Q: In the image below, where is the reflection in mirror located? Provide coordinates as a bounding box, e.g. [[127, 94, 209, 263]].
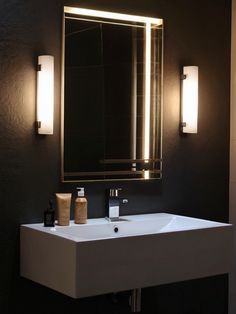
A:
[[61, 6, 163, 182]]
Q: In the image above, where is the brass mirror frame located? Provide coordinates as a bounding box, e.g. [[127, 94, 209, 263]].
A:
[[61, 6, 163, 182]]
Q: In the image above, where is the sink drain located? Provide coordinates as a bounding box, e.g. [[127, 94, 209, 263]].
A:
[[114, 226, 119, 233]]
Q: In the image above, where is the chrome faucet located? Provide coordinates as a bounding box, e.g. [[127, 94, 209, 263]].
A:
[[105, 188, 128, 221]]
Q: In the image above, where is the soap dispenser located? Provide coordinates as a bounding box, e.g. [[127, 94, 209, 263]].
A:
[[74, 187, 87, 224]]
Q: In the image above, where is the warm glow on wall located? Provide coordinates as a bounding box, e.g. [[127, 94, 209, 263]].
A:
[[36, 55, 54, 135], [181, 66, 198, 133]]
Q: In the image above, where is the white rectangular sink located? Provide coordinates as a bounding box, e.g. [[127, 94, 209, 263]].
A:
[[20, 213, 232, 298]]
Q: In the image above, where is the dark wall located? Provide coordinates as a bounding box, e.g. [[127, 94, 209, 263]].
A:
[[0, 0, 231, 313]]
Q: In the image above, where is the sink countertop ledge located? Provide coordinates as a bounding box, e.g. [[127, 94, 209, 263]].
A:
[[20, 212, 233, 299]]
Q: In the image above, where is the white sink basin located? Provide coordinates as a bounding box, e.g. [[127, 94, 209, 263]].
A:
[[20, 213, 232, 298]]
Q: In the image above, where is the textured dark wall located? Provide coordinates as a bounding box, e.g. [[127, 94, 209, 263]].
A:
[[0, 0, 231, 313]]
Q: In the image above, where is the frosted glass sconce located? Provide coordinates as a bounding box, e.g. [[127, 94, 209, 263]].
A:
[[36, 55, 54, 135], [180, 66, 198, 133]]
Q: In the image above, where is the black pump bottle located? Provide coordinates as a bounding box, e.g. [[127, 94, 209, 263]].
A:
[[44, 200, 55, 227]]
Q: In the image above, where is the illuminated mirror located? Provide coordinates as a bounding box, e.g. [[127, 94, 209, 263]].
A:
[[61, 6, 163, 182]]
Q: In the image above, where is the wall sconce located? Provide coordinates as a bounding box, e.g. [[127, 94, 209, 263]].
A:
[[180, 66, 198, 133], [36, 55, 54, 135]]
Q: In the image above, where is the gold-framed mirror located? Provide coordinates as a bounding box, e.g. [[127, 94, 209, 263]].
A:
[[61, 6, 163, 182]]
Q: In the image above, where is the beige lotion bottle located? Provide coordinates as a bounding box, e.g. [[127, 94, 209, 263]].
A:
[[74, 187, 87, 224], [55, 193, 72, 226]]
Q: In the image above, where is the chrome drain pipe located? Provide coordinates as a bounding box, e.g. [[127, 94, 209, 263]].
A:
[[130, 288, 141, 312]]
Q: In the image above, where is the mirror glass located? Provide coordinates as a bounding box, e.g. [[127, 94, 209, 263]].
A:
[[61, 6, 163, 181]]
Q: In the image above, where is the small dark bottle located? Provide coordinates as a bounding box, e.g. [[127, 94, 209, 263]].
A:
[[44, 200, 55, 227]]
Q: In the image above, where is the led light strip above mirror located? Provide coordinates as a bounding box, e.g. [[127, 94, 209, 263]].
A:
[[64, 6, 163, 26]]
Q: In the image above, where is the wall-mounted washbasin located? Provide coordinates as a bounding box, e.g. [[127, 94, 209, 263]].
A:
[[20, 213, 232, 298]]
